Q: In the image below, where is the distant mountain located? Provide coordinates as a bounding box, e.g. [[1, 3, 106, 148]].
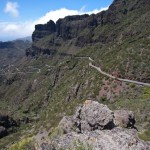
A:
[[16, 36, 32, 42], [0, 40, 31, 68]]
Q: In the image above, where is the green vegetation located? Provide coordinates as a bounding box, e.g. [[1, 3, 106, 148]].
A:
[[67, 140, 93, 150], [0, 0, 150, 148], [143, 87, 150, 98], [8, 137, 34, 150], [139, 130, 150, 141]]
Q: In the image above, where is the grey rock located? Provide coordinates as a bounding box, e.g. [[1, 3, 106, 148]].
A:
[[58, 116, 74, 134], [59, 100, 115, 133], [52, 128, 150, 150], [114, 110, 135, 128], [79, 100, 114, 131], [37, 100, 150, 150], [80, 121, 91, 132], [55, 100, 115, 136], [73, 105, 82, 120]]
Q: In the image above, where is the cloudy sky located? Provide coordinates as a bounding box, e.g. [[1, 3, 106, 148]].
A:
[[0, 0, 112, 41]]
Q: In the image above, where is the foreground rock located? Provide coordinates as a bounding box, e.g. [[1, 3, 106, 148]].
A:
[[52, 128, 150, 150], [58, 100, 114, 134], [36, 100, 150, 150], [78, 100, 114, 131]]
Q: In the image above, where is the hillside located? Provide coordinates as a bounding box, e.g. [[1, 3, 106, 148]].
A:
[[0, 40, 31, 68], [0, 0, 150, 149]]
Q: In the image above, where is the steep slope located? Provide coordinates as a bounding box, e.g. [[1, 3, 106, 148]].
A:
[[0, 0, 150, 148]]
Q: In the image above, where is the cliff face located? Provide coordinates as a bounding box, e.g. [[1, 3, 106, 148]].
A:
[[28, 0, 150, 56], [32, 20, 56, 42]]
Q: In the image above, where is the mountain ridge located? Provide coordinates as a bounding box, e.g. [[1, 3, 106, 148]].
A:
[[0, 40, 31, 68], [27, 0, 150, 57]]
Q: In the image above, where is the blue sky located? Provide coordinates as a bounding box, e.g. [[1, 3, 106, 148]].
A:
[[0, 0, 113, 41]]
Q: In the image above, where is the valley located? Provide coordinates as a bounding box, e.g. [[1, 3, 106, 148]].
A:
[[0, 0, 150, 149]]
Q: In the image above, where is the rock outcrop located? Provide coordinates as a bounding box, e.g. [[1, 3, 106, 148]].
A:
[[74, 100, 114, 132], [51, 128, 150, 150], [36, 100, 149, 150]]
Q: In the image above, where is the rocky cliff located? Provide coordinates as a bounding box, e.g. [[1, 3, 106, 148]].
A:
[[27, 0, 150, 56]]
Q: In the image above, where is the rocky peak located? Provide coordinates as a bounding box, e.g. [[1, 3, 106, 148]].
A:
[[32, 20, 56, 42], [35, 20, 56, 32]]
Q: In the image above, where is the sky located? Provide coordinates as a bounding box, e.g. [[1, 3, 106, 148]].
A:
[[0, 0, 113, 41]]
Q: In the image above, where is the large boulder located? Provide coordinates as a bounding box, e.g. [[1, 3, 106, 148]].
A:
[[114, 110, 135, 128], [79, 100, 114, 131], [57, 100, 114, 133]]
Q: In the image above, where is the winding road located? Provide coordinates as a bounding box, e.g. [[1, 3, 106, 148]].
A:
[[0, 56, 150, 87], [89, 57, 150, 87]]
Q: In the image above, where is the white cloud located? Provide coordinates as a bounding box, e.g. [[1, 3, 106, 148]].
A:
[[4, 2, 19, 18], [35, 7, 108, 24], [0, 21, 34, 39], [36, 8, 79, 24], [0, 7, 108, 41]]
